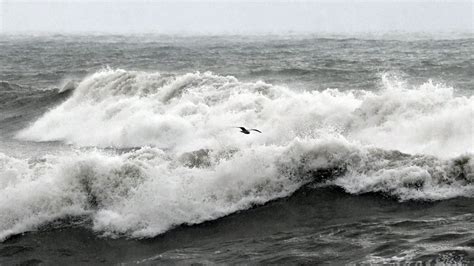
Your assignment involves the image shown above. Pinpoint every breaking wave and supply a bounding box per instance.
[2,69,473,240]
[1,138,472,241]
[16,69,473,157]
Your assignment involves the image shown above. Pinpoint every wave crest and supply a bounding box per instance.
[16,69,474,157]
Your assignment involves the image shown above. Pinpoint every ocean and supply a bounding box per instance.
[0,34,473,264]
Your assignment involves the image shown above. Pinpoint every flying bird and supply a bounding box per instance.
[236,127,262,134]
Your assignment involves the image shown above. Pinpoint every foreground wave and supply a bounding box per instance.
[1,139,473,241]
[1,69,473,241]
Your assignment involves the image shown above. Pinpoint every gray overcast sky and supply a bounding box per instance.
[1,1,473,34]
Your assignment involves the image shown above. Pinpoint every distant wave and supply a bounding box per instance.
[249,66,366,77]
[0,81,73,133]
[0,81,73,111]
[250,68,313,76]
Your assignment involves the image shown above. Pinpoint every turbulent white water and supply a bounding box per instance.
[17,69,473,157]
[1,69,473,241]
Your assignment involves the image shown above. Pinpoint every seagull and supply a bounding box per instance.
[236,127,262,134]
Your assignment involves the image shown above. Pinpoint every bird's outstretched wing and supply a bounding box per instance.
[238,127,246,130]
[251,129,262,133]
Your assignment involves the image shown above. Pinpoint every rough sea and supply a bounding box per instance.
[0,34,473,264]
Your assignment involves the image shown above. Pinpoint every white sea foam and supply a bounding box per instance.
[16,69,473,157]
[0,137,472,241]
[0,139,328,241]
[2,69,473,240]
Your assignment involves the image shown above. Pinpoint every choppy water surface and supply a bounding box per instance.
[0,34,473,264]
